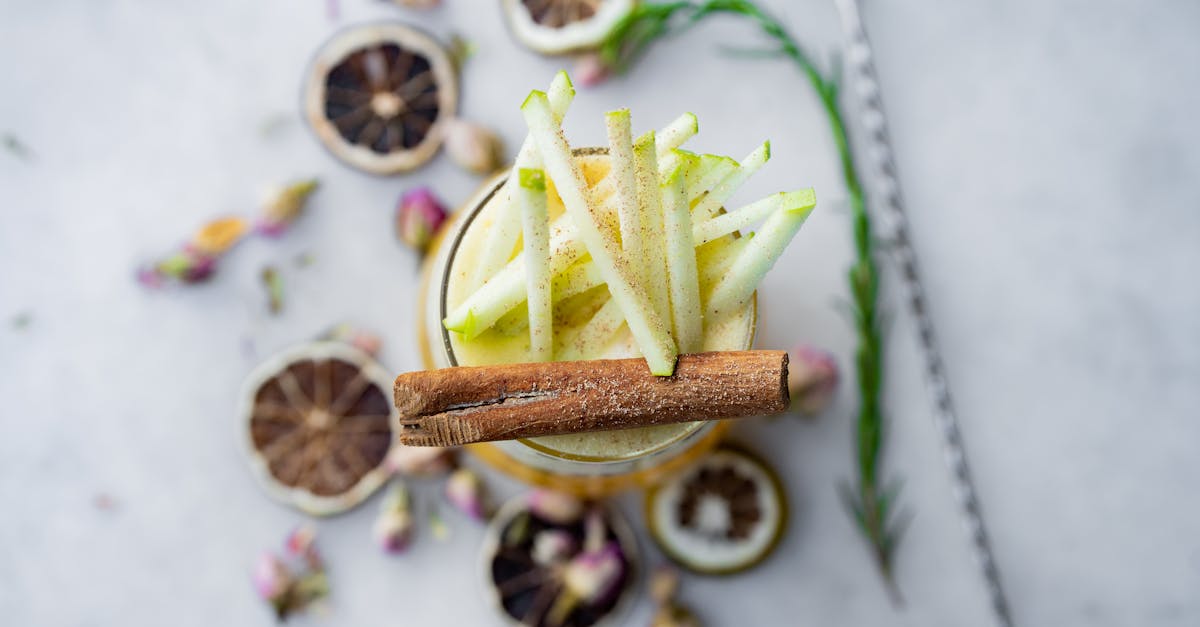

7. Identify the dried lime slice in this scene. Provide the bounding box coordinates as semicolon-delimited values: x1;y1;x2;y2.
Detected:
646;446;787;575
304;24;458;174
241;342;398;516
502;0;634;55
481;492;640;627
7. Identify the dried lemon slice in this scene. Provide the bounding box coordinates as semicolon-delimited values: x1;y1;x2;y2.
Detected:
502;0;634;55
304;24;458;174
241;342;398;516
646;446;788;575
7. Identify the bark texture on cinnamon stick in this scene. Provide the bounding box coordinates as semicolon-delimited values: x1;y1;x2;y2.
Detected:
394;350;789;447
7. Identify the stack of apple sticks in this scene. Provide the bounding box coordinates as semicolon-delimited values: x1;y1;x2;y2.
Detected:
443;71;816;376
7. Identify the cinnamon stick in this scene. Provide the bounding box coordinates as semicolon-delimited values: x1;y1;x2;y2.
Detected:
394;350;788;447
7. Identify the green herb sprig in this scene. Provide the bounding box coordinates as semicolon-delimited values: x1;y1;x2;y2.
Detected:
599;0;906;602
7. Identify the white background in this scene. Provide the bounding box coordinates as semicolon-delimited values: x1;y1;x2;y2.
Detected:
1;1;1196;625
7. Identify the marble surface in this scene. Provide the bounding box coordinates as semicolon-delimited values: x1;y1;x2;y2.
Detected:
1;1;1197;626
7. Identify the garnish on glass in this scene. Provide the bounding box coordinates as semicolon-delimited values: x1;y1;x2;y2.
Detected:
593;0;907;602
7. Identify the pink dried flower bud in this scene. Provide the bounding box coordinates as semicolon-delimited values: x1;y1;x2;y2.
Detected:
563;542;625;605
284;524;318;562
444;467;487;521
252;552;291;602
386;444;456;477
442;118;504;175
257;179;319;237
531;529;576;566
395;187;448;253
787;345;839;415
374;483;414;554
527;490;584;524
574;53;613;87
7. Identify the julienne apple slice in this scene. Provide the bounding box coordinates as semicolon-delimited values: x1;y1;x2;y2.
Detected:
605;109;642;292
692;141;771;222
516;166;553;361
556;296;626;361
553;256;603;301
706;199;817;323
591;112;698;200
693;189;817;246
697;234;752;292
443;158;742;339
444;219;584;337
674;151;738;202
661;163;703;354
634;132;672;335
521;90;678;375
652;112;699;162
470;72;575;291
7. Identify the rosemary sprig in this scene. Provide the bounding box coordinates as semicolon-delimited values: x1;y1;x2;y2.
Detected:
600;0;906;602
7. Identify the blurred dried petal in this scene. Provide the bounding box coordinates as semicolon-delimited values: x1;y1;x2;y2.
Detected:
395;187;448;254
562;542;624;605
192;216;248;256
445;467;488;521
373;482;414;554
582;506;606;552
429;504;451;541
574;52;612;88
649;565;680;605
385;444;455;476
284;524;318;562
531;529;576;566
258;179;320;237
652;604;702;627
390;0;441;7
442;118;504;175
138;246;218;288
252;552;291;602
527;490;584;524
261;266;284;314
787;345;839;415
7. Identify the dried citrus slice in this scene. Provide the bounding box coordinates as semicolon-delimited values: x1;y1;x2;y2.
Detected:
241;342;398;516
502;0;635;55
646;445;787;575
482;492;640;627
304;24;458;175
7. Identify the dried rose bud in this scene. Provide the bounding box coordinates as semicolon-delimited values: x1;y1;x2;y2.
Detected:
574;53;613;88
141;246;218;287
395;187;448;253
258;179;319;237
373;483;414;554
531;529;576;566
284;524;318;563
252;552;291;602
649;565;680;605
562;542;625;605
386;444;456;477
527;490;584;524
787;345;839;415
442;118;504;175
444;467;488;521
